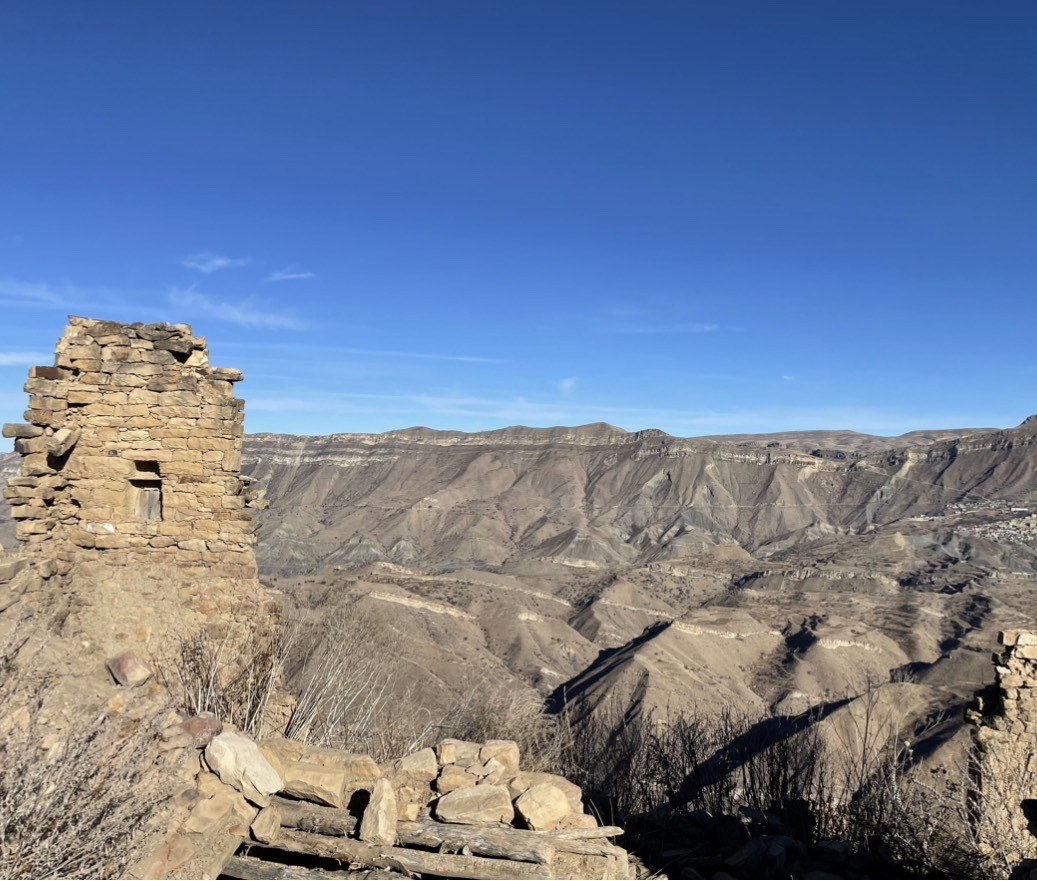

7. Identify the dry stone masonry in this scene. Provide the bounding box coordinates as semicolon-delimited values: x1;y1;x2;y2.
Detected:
139;723;632;880
967;629;1037;866
2;316;257;578
1;317;274;656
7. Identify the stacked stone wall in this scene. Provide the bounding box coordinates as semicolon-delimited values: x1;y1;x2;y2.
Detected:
967;629;1037;866
2;317;258;580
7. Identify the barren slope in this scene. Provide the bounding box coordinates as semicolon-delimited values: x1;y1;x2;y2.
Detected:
243;419;1036;576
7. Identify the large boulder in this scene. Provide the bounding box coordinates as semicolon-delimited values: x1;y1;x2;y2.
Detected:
359;778;398;845
204;732;284;807
396;747;438;781
434;783;514;825
514;782;572;831
508;771;583;814
436;738;482;767
280;761;349;807
436;763;478;793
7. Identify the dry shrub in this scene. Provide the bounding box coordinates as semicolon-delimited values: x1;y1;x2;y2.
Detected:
560;693;989;877
283;603;400;751
438;679;571;773
281;599;568;766
164;622;285;738
0;649;170;879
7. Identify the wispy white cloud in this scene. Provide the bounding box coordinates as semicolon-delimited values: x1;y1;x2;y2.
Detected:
782;375;796;381
0;279;68;307
0;278;125;311
181;252;252;274
167;285;303;330
557;376;578;395
265;266;316;283
0;351;51;366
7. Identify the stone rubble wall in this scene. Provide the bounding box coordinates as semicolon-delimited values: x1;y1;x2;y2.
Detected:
134;720;632;881
967;628;1037;866
2;317;258;580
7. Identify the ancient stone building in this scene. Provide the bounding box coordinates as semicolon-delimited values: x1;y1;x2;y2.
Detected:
1;316;271;653
967;629;1037;867
3;316;255;576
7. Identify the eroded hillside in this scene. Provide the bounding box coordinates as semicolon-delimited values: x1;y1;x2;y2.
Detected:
230;418;1037;733
242;420;1035;576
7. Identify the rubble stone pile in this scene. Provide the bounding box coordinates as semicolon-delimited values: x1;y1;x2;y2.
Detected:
135;721;632;880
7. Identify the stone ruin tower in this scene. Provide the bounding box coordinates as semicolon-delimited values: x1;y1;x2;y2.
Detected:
2;317;271;652
966;629;1037;868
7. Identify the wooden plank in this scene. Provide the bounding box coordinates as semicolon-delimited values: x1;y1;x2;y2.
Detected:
396;819;553;864
221;854;356;880
273;798;358;836
261;828;551;880
397;819;625;861
274;798;624;861
551;826;625;840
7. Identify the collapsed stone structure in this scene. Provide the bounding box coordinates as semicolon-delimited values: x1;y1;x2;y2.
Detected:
1;317;273;654
0;316;632;880
136;721;631;880
967;629;1037;867
3;316;256;576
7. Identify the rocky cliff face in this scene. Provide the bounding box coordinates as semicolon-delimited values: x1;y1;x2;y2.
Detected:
242;420;1035;576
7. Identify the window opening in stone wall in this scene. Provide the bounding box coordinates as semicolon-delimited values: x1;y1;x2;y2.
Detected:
130;460;163;520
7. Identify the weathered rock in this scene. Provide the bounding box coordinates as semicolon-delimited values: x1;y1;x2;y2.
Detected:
2;423;43;439
0;556;27;582
437;738;482;767
480;739;520;775
204;732;284;807
250;805;282;844
435;763;478;793
47;426;80;456
280;761;349;808
262;737;382;777
359;777;398;845
128;831;197;879
396;747;438;781
557;811;600;830
183;788;252;833
507;771;584;814
470;756;509;784
434;784;514;825
180;713;223;748
514;782;572;831
106;650;152;686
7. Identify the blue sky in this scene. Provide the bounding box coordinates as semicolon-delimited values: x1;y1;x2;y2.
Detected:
1;1;1034;440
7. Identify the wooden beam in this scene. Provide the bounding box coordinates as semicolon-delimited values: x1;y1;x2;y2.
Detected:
220;854;357;880
259;827;551;880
